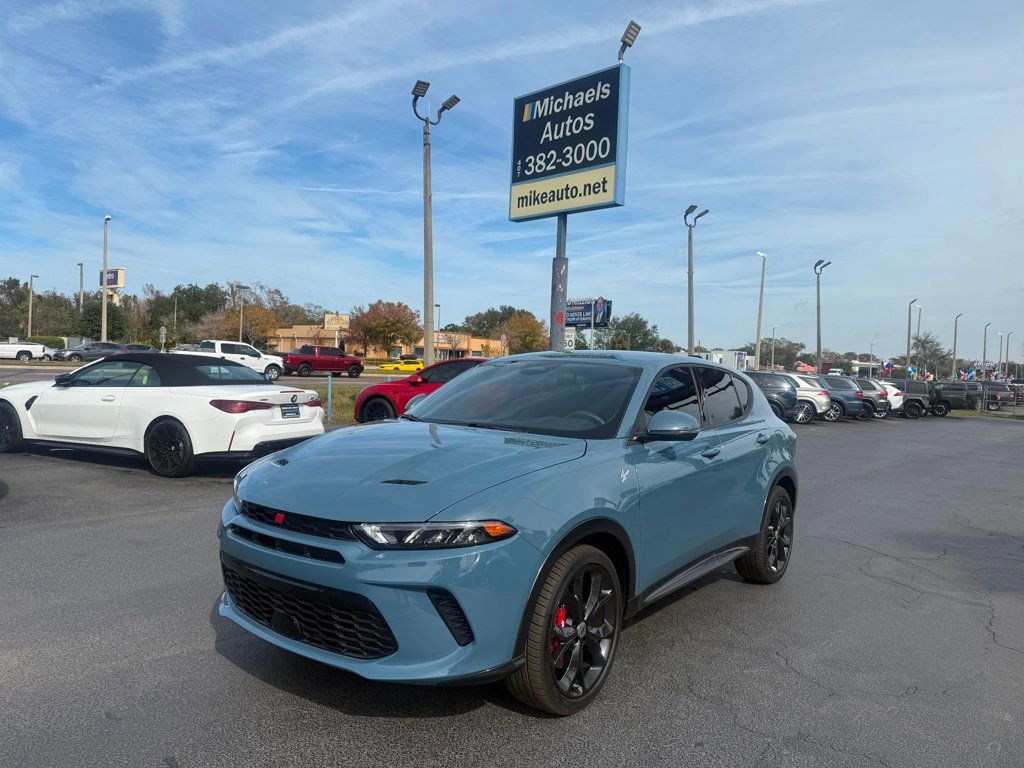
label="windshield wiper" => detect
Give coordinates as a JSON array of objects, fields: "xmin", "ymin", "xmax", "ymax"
[
  {"xmin": 463, "ymin": 422, "xmax": 530, "ymax": 433},
  {"xmin": 399, "ymin": 413, "xmax": 423, "ymax": 422}
]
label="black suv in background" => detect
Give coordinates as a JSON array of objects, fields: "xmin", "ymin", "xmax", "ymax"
[
  {"xmin": 887, "ymin": 379, "xmax": 938, "ymax": 418},
  {"xmin": 747, "ymin": 372, "xmax": 799, "ymax": 421},
  {"xmin": 854, "ymin": 378, "xmax": 892, "ymax": 419},
  {"xmin": 933, "ymin": 381, "xmax": 980, "ymax": 412}
]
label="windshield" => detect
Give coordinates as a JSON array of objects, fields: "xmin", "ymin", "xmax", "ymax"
[{"xmin": 409, "ymin": 358, "xmax": 642, "ymax": 439}]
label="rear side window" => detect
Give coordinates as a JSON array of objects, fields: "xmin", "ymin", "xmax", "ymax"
[
  {"xmin": 856, "ymin": 379, "xmax": 876, "ymax": 391},
  {"xmin": 824, "ymin": 376, "xmax": 852, "ymax": 389},
  {"xmin": 944, "ymin": 383, "xmax": 965, "ymax": 391},
  {"xmin": 199, "ymin": 341, "xmax": 215, "ymax": 350},
  {"xmin": 422, "ymin": 360, "xmax": 476, "ymax": 384},
  {"xmin": 299, "ymin": 346, "xmax": 315, "ymax": 353},
  {"xmin": 324, "ymin": 347, "xmax": 344, "ymax": 357},
  {"xmin": 908, "ymin": 382, "xmax": 927, "ymax": 393},
  {"xmin": 195, "ymin": 364, "xmax": 269, "ymax": 383},
  {"xmin": 696, "ymin": 367, "xmax": 745, "ymax": 427}
]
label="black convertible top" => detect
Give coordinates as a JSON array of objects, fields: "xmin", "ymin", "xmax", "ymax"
[{"xmin": 83, "ymin": 352, "xmax": 272, "ymax": 387}]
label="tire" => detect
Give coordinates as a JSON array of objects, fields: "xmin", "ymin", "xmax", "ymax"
[
  {"xmin": 347, "ymin": 366, "xmax": 363, "ymax": 378},
  {"xmin": 360, "ymin": 397, "xmax": 395, "ymax": 422},
  {"xmin": 69, "ymin": 354, "xmax": 82, "ymax": 362},
  {"xmin": 735, "ymin": 485, "xmax": 794, "ymax": 584},
  {"xmin": 903, "ymin": 401, "xmax": 923, "ymax": 419},
  {"xmin": 42, "ymin": 354, "xmax": 52, "ymax": 361},
  {"xmin": 145, "ymin": 419, "xmax": 197, "ymax": 478},
  {"xmin": 16, "ymin": 351, "xmax": 31, "ymax": 362},
  {"xmin": 264, "ymin": 364, "xmax": 282, "ymax": 381},
  {"xmin": 856, "ymin": 403, "xmax": 874, "ymax": 421},
  {"xmin": 822, "ymin": 402, "xmax": 842, "ymax": 422},
  {"xmin": 505, "ymin": 545, "xmax": 621, "ymax": 716},
  {"xmin": 931, "ymin": 402, "xmax": 949, "ymax": 417},
  {"xmin": 792, "ymin": 402, "xmax": 815, "ymax": 424},
  {"xmin": 872, "ymin": 407, "xmax": 888, "ymax": 419},
  {"xmin": 0, "ymin": 401, "xmax": 24, "ymax": 453},
  {"xmin": 298, "ymin": 363, "xmax": 312, "ymax": 377}
]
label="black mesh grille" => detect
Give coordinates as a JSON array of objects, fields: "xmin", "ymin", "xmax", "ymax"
[
  {"xmin": 227, "ymin": 524, "xmax": 343, "ymax": 563},
  {"xmin": 427, "ymin": 588, "xmax": 474, "ymax": 646},
  {"xmin": 241, "ymin": 501, "xmax": 355, "ymax": 541},
  {"xmin": 222, "ymin": 555, "xmax": 397, "ymax": 659}
]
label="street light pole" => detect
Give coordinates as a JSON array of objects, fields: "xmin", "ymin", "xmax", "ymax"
[
  {"xmin": 753, "ymin": 252, "xmax": 766, "ymax": 370},
  {"xmin": 100, "ymin": 215, "xmax": 111, "ymax": 342},
  {"xmin": 951, "ymin": 313, "xmax": 963, "ymax": 380},
  {"xmin": 813, "ymin": 260, "xmax": 832, "ymax": 373},
  {"xmin": 236, "ymin": 284, "xmax": 251, "ymax": 343},
  {"xmin": 1006, "ymin": 331, "xmax": 1014, "ymax": 378},
  {"xmin": 996, "ymin": 332, "xmax": 1004, "ymax": 379},
  {"xmin": 905, "ymin": 298, "xmax": 917, "ymax": 378},
  {"xmin": 869, "ymin": 340, "xmax": 876, "ymax": 377},
  {"xmin": 412, "ymin": 81, "xmax": 459, "ymax": 367},
  {"xmin": 684, "ymin": 205, "xmax": 709, "ymax": 355},
  {"xmin": 916, "ymin": 305, "xmax": 923, "ymax": 338},
  {"xmin": 435, "ymin": 303, "xmax": 441, "ymax": 358},
  {"xmin": 77, "ymin": 262, "xmax": 84, "ymax": 313},
  {"xmin": 982, "ymin": 322, "xmax": 990, "ymax": 380},
  {"xmin": 27, "ymin": 274, "xmax": 39, "ymax": 337},
  {"xmin": 770, "ymin": 325, "xmax": 778, "ymax": 369}
]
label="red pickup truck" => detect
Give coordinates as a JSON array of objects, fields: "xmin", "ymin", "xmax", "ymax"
[{"xmin": 279, "ymin": 345, "xmax": 364, "ymax": 378}]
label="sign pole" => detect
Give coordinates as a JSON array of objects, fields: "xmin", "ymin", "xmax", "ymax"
[
  {"xmin": 549, "ymin": 214, "xmax": 568, "ymax": 351},
  {"xmin": 590, "ymin": 296, "xmax": 596, "ymax": 349}
]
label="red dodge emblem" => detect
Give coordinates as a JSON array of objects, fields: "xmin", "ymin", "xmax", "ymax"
[{"xmin": 273, "ymin": 512, "xmax": 286, "ymax": 525}]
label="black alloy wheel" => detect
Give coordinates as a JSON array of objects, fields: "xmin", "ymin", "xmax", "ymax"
[
  {"xmin": 347, "ymin": 366, "xmax": 362, "ymax": 378},
  {"xmin": 857, "ymin": 403, "xmax": 874, "ymax": 421},
  {"xmin": 931, "ymin": 402, "xmax": 949, "ymax": 417},
  {"xmin": 903, "ymin": 401, "xmax": 923, "ymax": 419},
  {"xmin": 69, "ymin": 354, "xmax": 82, "ymax": 362},
  {"xmin": 361, "ymin": 398, "xmax": 395, "ymax": 422},
  {"xmin": 146, "ymin": 420, "xmax": 196, "ymax": 478},
  {"xmin": 0, "ymin": 402, "xmax": 23, "ymax": 452},
  {"xmin": 506, "ymin": 545, "xmax": 621, "ymax": 715},
  {"xmin": 792, "ymin": 402, "xmax": 815, "ymax": 424},
  {"xmin": 736, "ymin": 485, "xmax": 794, "ymax": 584},
  {"xmin": 297, "ymin": 363, "xmax": 312, "ymax": 377}
]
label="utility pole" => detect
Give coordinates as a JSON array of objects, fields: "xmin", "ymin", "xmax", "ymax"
[
  {"xmin": 1006, "ymin": 331, "xmax": 1014, "ymax": 379},
  {"xmin": 982, "ymin": 322, "xmax": 990, "ymax": 381},
  {"xmin": 684, "ymin": 205, "xmax": 709, "ymax": 355},
  {"xmin": 753, "ymin": 252, "xmax": 766, "ymax": 370},
  {"xmin": 173, "ymin": 295, "xmax": 177, "ymax": 337},
  {"xmin": 905, "ymin": 298, "xmax": 917, "ymax": 378},
  {"xmin": 27, "ymin": 274, "xmax": 39, "ymax": 337},
  {"xmin": 770, "ymin": 325, "xmax": 778, "ymax": 369},
  {"xmin": 77, "ymin": 262, "xmax": 84, "ymax": 313},
  {"xmin": 549, "ymin": 214, "xmax": 568, "ymax": 351},
  {"xmin": 813, "ymin": 260, "xmax": 832, "ymax": 373},
  {"xmin": 236, "ymin": 284, "xmax": 251, "ymax": 343},
  {"xmin": 100, "ymin": 215, "xmax": 111, "ymax": 341},
  {"xmin": 951, "ymin": 313, "xmax": 963, "ymax": 380}
]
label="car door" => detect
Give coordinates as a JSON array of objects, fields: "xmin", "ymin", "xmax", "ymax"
[
  {"xmin": 321, "ymin": 347, "xmax": 345, "ymax": 372},
  {"xmin": 220, "ymin": 342, "xmax": 253, "ymax": 370},
  {"xmin": 30, "ymin": 360, "xmax": 140, "ymax": 441},
  {"xmin": 628, "ymin": 364, "xmax": 726, "ymax": 582},
  {"xmin": 696, "ymin": 367, "xmax": 770, "ymax": 546}
]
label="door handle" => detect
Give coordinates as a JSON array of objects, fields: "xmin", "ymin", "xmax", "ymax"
[
  {"xmin": 700, "ymin": 447, "xmax": 721, "ymax": 459},
  {"xmin": 100, "ymin": 395, "xmax": 116, "ymax": 402},
  {"xmin": 756, "ymin": 433, "xmax": 770, "ymax": 445}
]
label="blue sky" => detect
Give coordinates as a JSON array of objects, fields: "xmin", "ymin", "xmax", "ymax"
[{"xmin": 1, "ymin": 0, "xmax": 1022, "ymax": 361}]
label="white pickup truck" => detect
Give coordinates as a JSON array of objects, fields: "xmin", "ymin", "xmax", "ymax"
[
  {"xmin": 0, "ymin": 340, "xmax": 54, "ymax": 362},
  {"xmin": 170, "ymin": 339, "xmax": 284, "ymax": 380}
]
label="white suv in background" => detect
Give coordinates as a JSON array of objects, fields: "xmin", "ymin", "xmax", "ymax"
[
  {"xmin": 172, "ymin": 339, "xmax": 284, "ymax": 380},
  {"xmin": 784, "ymin": 373, "xmax": 832, "ymax": 423},
  {"xmin": 879, "ymin": 382, "xmax": 905, "ymax": 413}
]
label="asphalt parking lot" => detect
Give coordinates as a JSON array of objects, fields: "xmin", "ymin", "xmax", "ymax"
[{"xmin": 1, "ymin": 415, "xmax": 1022, "ymax": 767}]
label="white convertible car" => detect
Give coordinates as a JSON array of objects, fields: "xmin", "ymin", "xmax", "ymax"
[{"xmin": 0, "ymin": 353, "xmax": 325, "ymax": 477}]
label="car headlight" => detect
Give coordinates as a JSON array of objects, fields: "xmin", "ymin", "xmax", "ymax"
[{"xmin": 353, "ymin": 520, "xmax": 516, "ymax": 550}]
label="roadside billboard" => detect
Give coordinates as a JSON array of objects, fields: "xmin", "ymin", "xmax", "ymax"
[
  {"xmin": 510, "ymin": 65, "xmax": 630, "ymax": 222},
  {"xmin": 565, "ymin": 297, "xmax": 613, "ymax": 328}
]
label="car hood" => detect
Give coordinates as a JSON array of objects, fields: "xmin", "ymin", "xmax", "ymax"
[
  {"xmin": 237, "ymin": 420, "xmax": 586, "ymax": 523},
  {"xmin": 0, "ymin": 380, "xmax": 55, "ymax": 399}
]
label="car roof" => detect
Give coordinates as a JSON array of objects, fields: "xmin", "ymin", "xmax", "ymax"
[
  {"xmin": 80, "ymin": 352, "xmax": 257, "ymax": 386},
  {"xmin": 497, "ymin": 350, "xmax": 723, "ymax": 374}
]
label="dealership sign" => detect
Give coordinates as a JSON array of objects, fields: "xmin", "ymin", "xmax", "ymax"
[
  {"xmin": 510, "ymin": 65, "xmax": 630, "ymax": 222},
  {"xmin": 565, "ymin": 297, "xmax": 613, "ymax": 328},
  {"xmin": 100, "ymin": 268, "xmax": 125, "ymax": 289}
]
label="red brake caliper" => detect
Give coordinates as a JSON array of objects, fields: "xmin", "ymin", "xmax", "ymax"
[{"xmin": 550, "ymin": 605, "xmax": 568, "ymax": 657}]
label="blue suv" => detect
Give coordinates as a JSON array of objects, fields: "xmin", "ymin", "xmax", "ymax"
[
  {"xmin": 218, "ymin": 352, "xmax": 798, "ymax": 715},
  {"xmin": 813, "ymin": 374, "xmax": 865, "ymax": 421}
]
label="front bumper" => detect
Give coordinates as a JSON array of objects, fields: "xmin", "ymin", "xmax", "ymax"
[{"xmin": 216, "ymin": 499, "xmax": 544, "ymax": 683}]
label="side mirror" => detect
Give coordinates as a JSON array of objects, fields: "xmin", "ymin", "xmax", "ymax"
[
  {"xmin": 408, "ymin": 374, "xmax": 423, "ymax": 385},
  {"xmin": 644, "ymin": 410, "xmax": 701, "ymax": 441},
  {"xmin": 54, "ymin": 373, "xmax": 73, "ymax": 387},
  {"xmin": 406, "ymin": 393, "xmax": 428, "ymax": 412}
]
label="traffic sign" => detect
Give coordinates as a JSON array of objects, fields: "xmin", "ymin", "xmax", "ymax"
[{"xmin": 564, "ymin": 327, "xmax": 577, "ymax": 350}]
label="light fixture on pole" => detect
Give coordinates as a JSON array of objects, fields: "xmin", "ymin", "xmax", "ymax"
[
  {"xmin": 813, "ymin": 260, "xmax": 831, "ymax": 373},
  {"xmin": 27, "ymin": 274, "xmax": 39, "ymax": 337},
  {"xmin": 77, "ymin": 262, "xmax": 84, "ymax": 313},
  {"xmin": 770, "ymin": 325, "xmax": 778, "ymax": 369},
  {"xmin": 982, "ymin": 322, "xmax": 990, "ymax": 380},
  {"xmin": 951, "ymin": 313, "xmax": 963, "ymax": 380},
  {"xmin": 753, "ymin": 252, "xmax": 767, "ymax": 370},
  {"xmin": 100, "ymin": 215, "xmax": 111, "ymax": 342},
  {"xmin": 236, "ymin": 284, "xmax": 251, "ymax": 343},
  {"xmin": 618, "ymin": 20, "xmax": 641, "ymax": 62},
  {"xmin": 412, "ymin": 79, "xmax": 459, "ymax": 367},
  {"xmin": 905, "ymin": 298, "xmax": 917, "ymax": 378},
  {"xmin": 684, "ymin": 205, "xmax": 709, "ymax": 355}
]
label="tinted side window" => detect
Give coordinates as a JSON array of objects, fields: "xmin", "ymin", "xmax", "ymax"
[
  {"xmin": 856, "ymin": 379, "xmax": 876, "ymax": 391},
  {"xmin": 73, "ymin": 361, "xmax": 141, "ymax": 386},
  {"xmin": 421, "ymin": 361, "xmax": 470, "ymax": 384},
  {"xmin": 824, "ymin": 376, "xmax": 852, "ymax": 389},
  {"xmin": 199, "ymin": 341, "xmax": 215, "ymax": 350},
  {"xmin": 221, "ymin": 343, "xmax": 243, "ymax": 355},
  {"xmin": 696, "ymin": 367, "xmax": 744, "ymax": 427},
  {"xmin": 324, "ymin": 347, "xmax": 343, "ymax": 357},
  {"xmin": 644, "ymin": 366, "xmax": 701, "ymax": 421},
  {"xmin": 944, "ymin": 383, "xmax": 965, "ymax": 391}
]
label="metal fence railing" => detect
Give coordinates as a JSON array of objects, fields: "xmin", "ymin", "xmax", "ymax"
[{"xmin": 974, "ymin": 388, "xmax": 1022, "ymax": 415}]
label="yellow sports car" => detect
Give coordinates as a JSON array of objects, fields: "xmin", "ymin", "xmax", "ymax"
[{"xmin": 378, "ymin": 358, "xmax": 424, "ymax": 373}]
